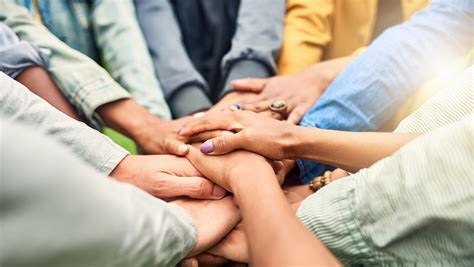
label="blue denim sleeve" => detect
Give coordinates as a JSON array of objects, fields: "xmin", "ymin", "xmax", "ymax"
[{"xmin": 296, "ymin": 0, "xmax": 474, "ymax": 184}]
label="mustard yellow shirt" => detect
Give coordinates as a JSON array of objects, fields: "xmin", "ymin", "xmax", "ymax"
[{"xmin": 278, "ymin": 0, "xmax": 430, "ymax": 74}]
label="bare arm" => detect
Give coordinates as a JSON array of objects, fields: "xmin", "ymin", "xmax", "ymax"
[
  {"xmin": 180, "ymin": 111, "xmax": 420, "ymax": 172},
  {"xmin": 184, "ymin": 146, "xmax": 340, "ymax": 266},
  {"xmin": 233, "ymin": 169, "xmax": 339, "ymax": 266},
  {"xmin": 290, "ymin": 127, "xmax": 420, "ymax": 172}
]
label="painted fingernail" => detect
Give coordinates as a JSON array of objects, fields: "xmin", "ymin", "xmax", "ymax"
[
  {"xmin": 212, "ymin": 185, "xmax": 226, "ymax": 199},
  {"xmin": 200, "ymin": 141, "xmax": 214, "ymax": 154},
  {"xmin": 177, "ymin": 144, "xmax": 189, "ymax": 154},
  {"xmin": 193, "ymin": 112, "xmax": 205, "ymax": 118},
  {"xmin": 232, "ymin": 79, "xmax": 243, "ymax": 84},
  {"xmin": 230, "ymin": 103, "xmax": 241, "ymax": 111}
]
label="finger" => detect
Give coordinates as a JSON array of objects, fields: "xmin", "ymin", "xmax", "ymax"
[
  {"xmin": 230, "ymin": 78, "xmax": 268, "ymax": 92},
  {"xmin": 149, "ymin": 174, "xmax": 226, "ymax": 200},
  {"xmin": 185, "ymin": 145, "xmax": 218, "ymax": 182},
  {"xmin": 272, "ymin": 160, "xmax": 285, "ymax": 185},
  {"xmin": 193, "ymin": 253, "xmax": 228, "ymax": 267},
  {"xmin": 332, "ymin": 168, "xmax": 349, "ymax": 181},
  {"xmin": 240, "ymin": 100, "xmax": 272, "ymax": 113},
  {"xmin": 272, "ymin": 160, "xmax": 284, "ymax": 174},
  {"xmin": 199, "ymin": 133, "xmax": 244, "ymax": 155},
  {"xmin": 179, "ymin": 114, "xmax": 243, "ymax": 137},
  {"xmin": 286, "ymin": 106, "xmax": 306, "ymax": 125},
  {"xmin": 166, "ymin": 138, "xmax": 189, "ymax": 156},
  {"xmin": 260, "ymin": 110, "xmax": 283, "ymax": 120},
  {"xmin": 180, "ymin": 258, "xmax": 198, "ymax": 267},
  {"xmin": 188, "ymin": 130, "xmax": 233, "ymax": 143}
]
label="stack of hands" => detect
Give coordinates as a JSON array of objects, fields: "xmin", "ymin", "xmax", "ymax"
[{"xmin": 107, "ymin": 58, "xmax": 352, "ymax": 266}]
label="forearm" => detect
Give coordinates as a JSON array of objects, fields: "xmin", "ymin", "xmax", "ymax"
[
  {"xmin": 232, "ymin": 170, "xmax": 339, "ymax": 266},
  {"xmin": 16, "ymin": 67, "xmax": 83, "ymax": 121},
  {"xmin": 96, "ymin": 98, "xmax": 160, "ymax": 142},
  {"xmin": 0, "ymin": 72, "xmax": 127, "ymax": 174},
  {"xmin": 0, "ymin": 2, "xmax": 131, "ymax": 127},
  {"xmin": 290, "ymin": 127, "xmax": 420, "ymax": 172},
  {"xmin": 310, "ymin": 56, "xmax": 355, "ymax": 91},
  {"xmin": 2, "ymin": 121, "xmax": 195, "ymax": 266}
]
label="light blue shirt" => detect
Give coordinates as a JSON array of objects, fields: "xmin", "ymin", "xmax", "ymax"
[{"xmin": 297, "ymin": 0, "xmax": 474, "ymax": 183}]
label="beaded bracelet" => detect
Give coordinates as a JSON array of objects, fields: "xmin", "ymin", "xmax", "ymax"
[{"xmin": 308, "ymin": 171, "xmax": 333, "ymax": 192}]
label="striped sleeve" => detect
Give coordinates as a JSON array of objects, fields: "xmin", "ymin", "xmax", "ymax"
[
  {"xmin": 394, "ymin": 66, "xmax": 474, "ymax": 133},
  {"xmin": 297, "ymin": 115, "xmax": 474, "ymax": 265}
]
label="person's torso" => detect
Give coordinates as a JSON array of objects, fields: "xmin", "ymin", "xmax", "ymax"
[
  {"xmin": 16, "ymin": 0, "xmax": 100, "ymax": 61},
  {"xmin": 324, "ymin": 0, "xmax": 430, "ymax": 60},
  {"xmin": 171, "ymin": 0, "xmax": 239, "ymax": 92}
]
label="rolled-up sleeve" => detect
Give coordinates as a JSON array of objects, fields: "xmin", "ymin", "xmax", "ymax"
[
  {"xmin": 91, "ymin": 0, "xmax": 171, "ymax": 120},
  {"xmin": 297, "ymin": 116, "xmax": 474, "ymax": 265},
  {"xmin": 219, "ymin": 0, "xmax": 285, "ymax": 97},
  {"xmin": 0, "ymin": 72, "xmax": 127, "ymax": 174},
  {"xmin": 297, "ymin": 0, "xmax": 474, "ymax": 182},
  {"xmin": 0, "ymin": 1, "xmax": 131, "ymax": 128}
]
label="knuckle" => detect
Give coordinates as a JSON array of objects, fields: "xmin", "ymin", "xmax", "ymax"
[{"xmin": 214, "ymin": 137, "xmax": 228, "ymax": 150}]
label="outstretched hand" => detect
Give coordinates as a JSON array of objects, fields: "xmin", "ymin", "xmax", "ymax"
[
  {"xmin": 110, "ymin": 154, "xmax": 226, "ymax": 200},
  {"xmin": 183, "ymin": 144, "xmax": 275, "ymax": 192},
  {"xmin": 179, "ymin": 110, "xmax": 300, "ymax": 159},
  {"xmin": 172, "ymin": 196, "xmax": 241, "ymax": 257}
]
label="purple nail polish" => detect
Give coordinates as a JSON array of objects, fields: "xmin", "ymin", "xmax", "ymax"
[{"xmin": 200, "ymin": 141, "xmax": 214, "ymax": 154}]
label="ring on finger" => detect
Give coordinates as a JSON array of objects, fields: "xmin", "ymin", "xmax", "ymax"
[{"xmin": 269, "ymin": 100, "xmax": 288, "ymax": 115}]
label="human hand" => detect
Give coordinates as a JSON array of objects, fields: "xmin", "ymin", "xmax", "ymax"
[
  {"xmin": 172, "ymin": 196, "xmax": 241, "ymax": 257},
  {"xmin": 132, "ymin": 116, "xmax": 194, "ymax": 156},
  {"xmin": 184, "ymin": 144, "xmax": 275, "ymax": 192},
  {"xmin": 110, "ymin": 154, "xmax": 226, "ymax": 200},
  {"xmin": 190, "ymin": 192, "xmax": 306, "ymax": 265},
  {"xmin": 231, "ymin": 56, "xmax": 355, "ymax": 124},
  {"xmin": 179, "ymin": 110, "xmax": 300, "ymax": 159},
  {"xmin": 209, "ymin": 91, "xmax": 258, "ymax": 114}
]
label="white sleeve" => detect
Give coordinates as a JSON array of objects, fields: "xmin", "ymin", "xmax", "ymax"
[
  {"xmin": 0, "ymin": 71, "xmax": 127, "ymax": 174},
  {"xmin": 0, "ymin": 119, "xmax": 196, "ymax": 267}
]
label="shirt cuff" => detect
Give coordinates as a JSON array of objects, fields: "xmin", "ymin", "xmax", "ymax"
[
  {"xmin": 218, "ymin": 60, "xmax": 270, "ymax": 100},
  {"xmin": 96, "ymin": 139, "xmax": 129, "ymax": 175},
  {"xmin": 73, "ymin": 78, "xmax": 131, "ymax": 129},
  {"xmin": 297, "ymin": 177, "xmax": 376, "ymax": 264},
  {"xmin": 168, "ymin": 84, "xmax": 212, "ymax": 118}
]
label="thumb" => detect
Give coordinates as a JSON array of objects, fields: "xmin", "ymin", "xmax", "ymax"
[
  {"xmin": 199, "ymin": 134, "xmax": 243, "ymax": 155},
  {"xmin": 151, "ymin": 174, "xmax": 226, "ymax": 200},
  {"xmin": 166, "ymin": 139, "xmax": 189, "ymax": 156},
  {"xmin": 231, "ymin": 78, "xmax": 267, "ymax": 92}
]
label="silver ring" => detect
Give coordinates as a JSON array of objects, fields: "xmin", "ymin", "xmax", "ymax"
[{"xmin": 269, "ymin": 100, "xmax": 288, "ymax": 114}]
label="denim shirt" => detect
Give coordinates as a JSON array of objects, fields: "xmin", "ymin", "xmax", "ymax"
[
  {"xmin": 12, "ymin": 0, "xmax": 171, "ymax": 120},
  {"xmin": 19, "ymin": 0, "xmax": 100, "ymax": 61},
  {"xmin": 296, "ymin": 0, "xmax": 474, "ymax": 183}
]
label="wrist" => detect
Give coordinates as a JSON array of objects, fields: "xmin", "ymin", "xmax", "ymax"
[
  {"xmin": 228, "ymin": 164, "xmax": 276, "ymax": 194},
  {"xmin": 281, "ymin": 125, "xmax": 308, "ymax": 159},
  {"xmin": 97, "ymin": 99, "xmax": 161, "ymax": 139},
  {"xmin": 287, "ymin": 126, "xmax": 325, "ymax": 160},
  {"xmin": 109, "ymin": 154, "xmax": 139, "ymax": 183}
]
